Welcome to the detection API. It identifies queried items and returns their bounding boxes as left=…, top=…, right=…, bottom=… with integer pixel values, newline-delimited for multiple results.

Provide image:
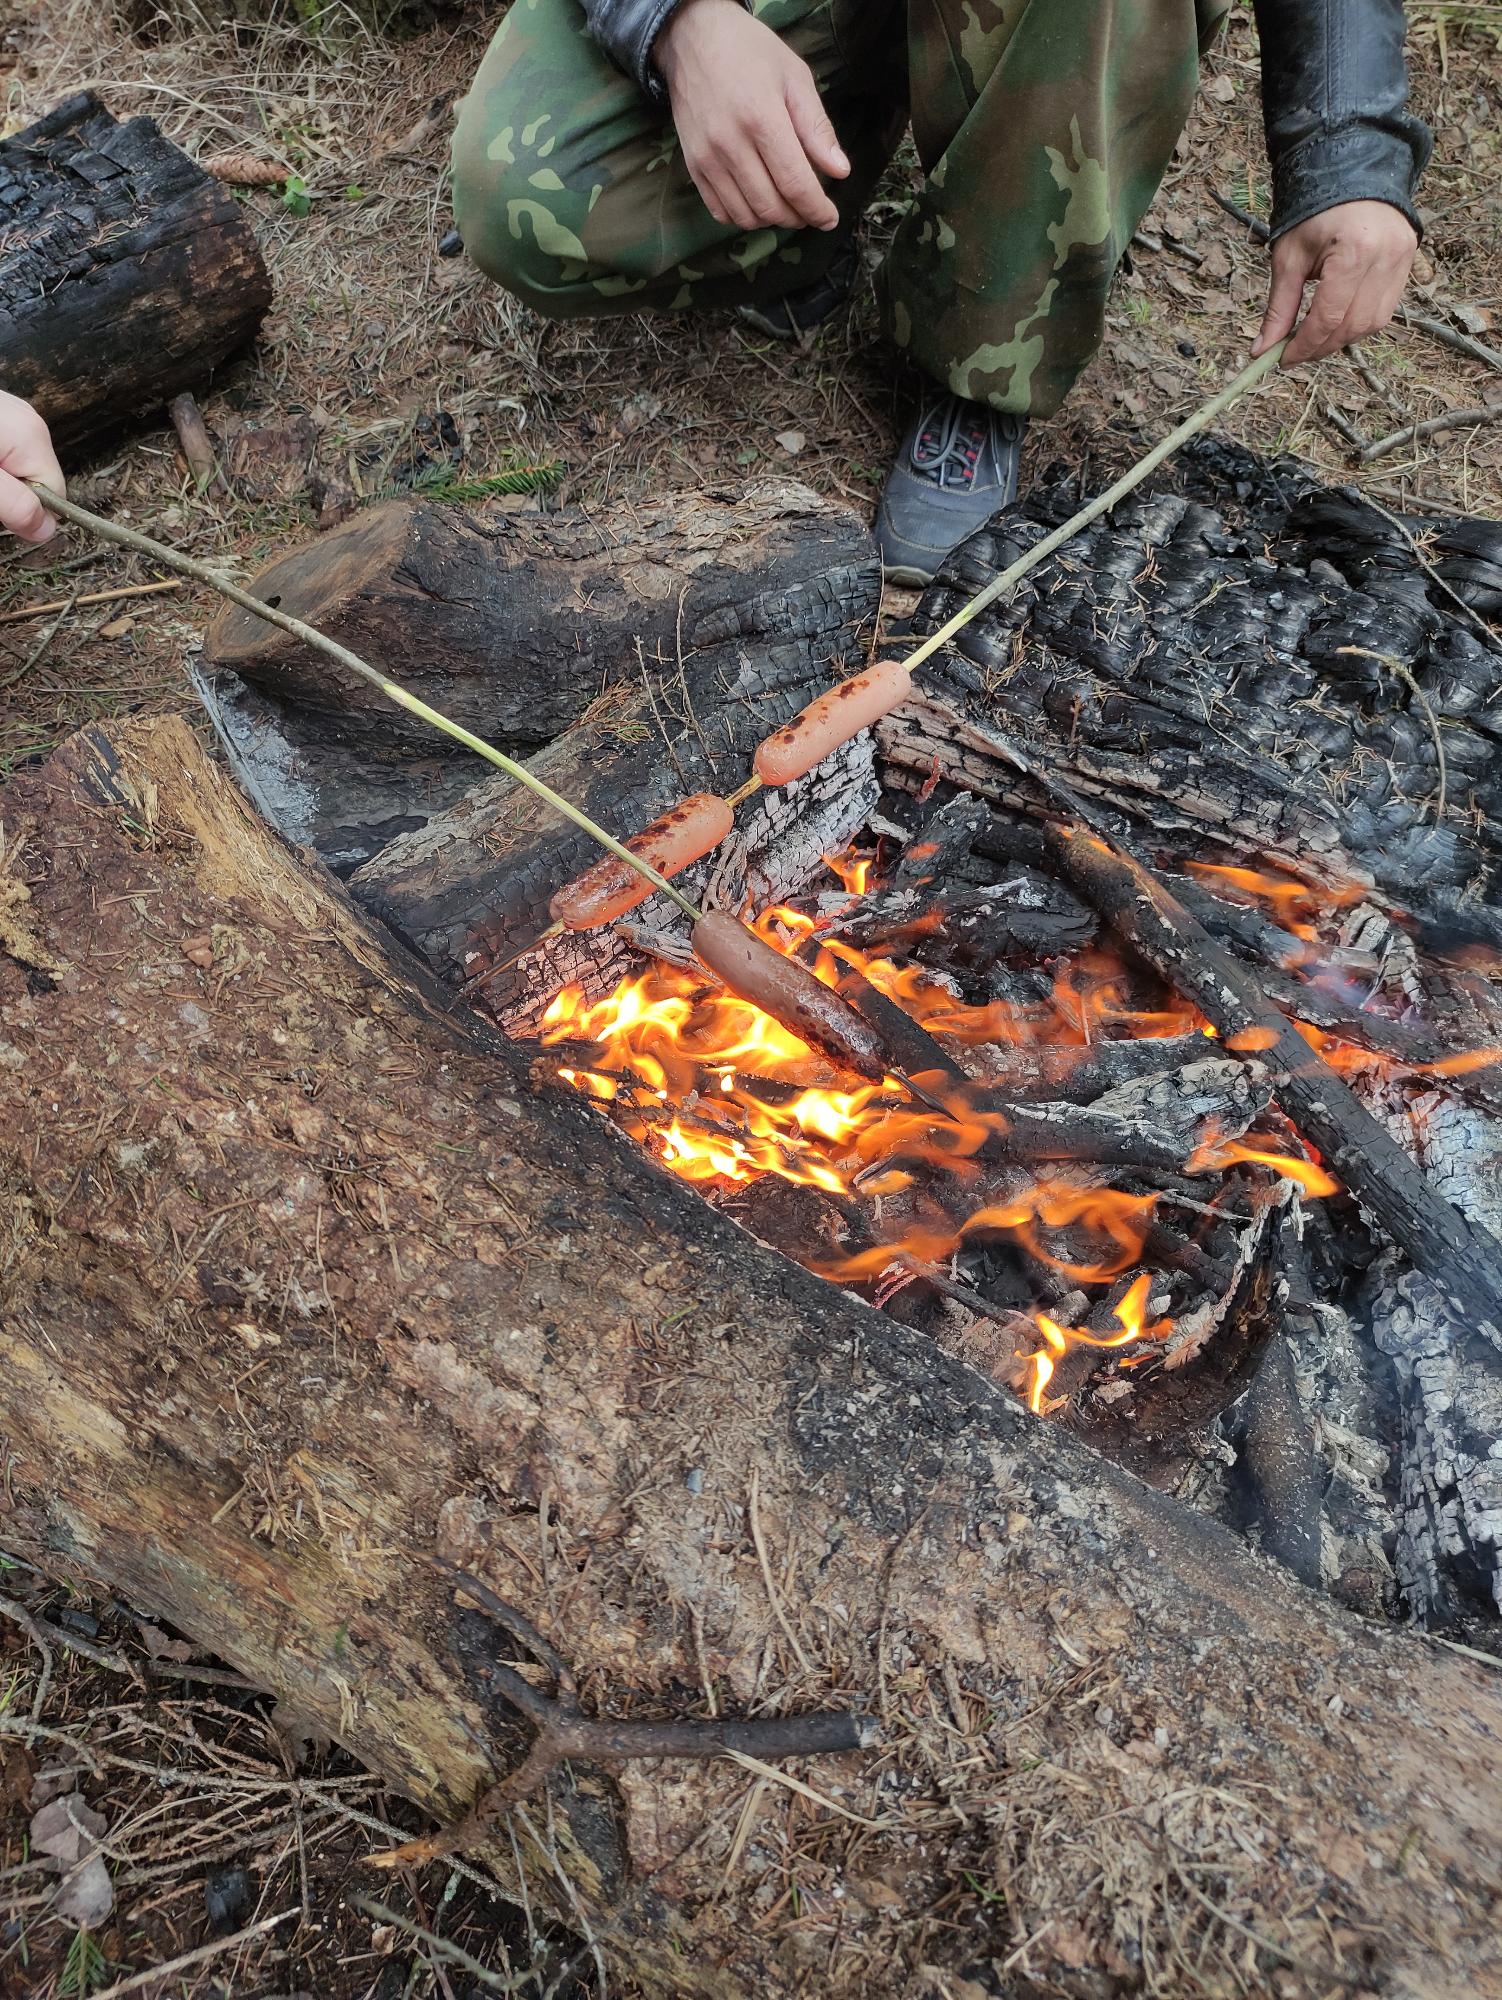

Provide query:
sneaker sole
left=880, top=559, right=938, bottom=588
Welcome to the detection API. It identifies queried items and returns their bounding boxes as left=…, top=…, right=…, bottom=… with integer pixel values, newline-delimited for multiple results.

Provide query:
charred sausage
left=752, top=660, right=913, bottom=787
left=691, top=911, right=888, bottom=1080
left=549, top=794, right=735, bottom=929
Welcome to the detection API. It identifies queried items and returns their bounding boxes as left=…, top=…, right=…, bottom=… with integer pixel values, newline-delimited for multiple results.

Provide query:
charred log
left=1044, top=820, right=1502, bottom=1343
left=0, top=94, right=271, bottom=451
left=327, top=485, right=882, bottom=1007
left=892, top=474, right=1502, bottom=938
left=203, top=481, right=875, bottom=760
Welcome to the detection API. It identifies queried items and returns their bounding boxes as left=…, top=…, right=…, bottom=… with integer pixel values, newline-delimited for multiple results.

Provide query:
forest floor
left=1, top=0, right=1500, bottom=1993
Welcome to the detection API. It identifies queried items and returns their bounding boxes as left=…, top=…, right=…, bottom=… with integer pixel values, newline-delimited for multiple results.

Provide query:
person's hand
left=1253, top=200, right=1418, bottom=366
left=656, top=0, right=850, bottom=233
left=0, top=392, right=64, bottom=544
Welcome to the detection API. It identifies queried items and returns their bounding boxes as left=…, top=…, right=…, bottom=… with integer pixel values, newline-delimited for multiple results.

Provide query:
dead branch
left=1359, top=403, right=1502, bottom=463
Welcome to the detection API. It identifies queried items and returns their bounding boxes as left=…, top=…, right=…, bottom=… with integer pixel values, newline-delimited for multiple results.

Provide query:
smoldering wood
left=1044, top=819, right=1502, bottom=1343
left=887, top=466, right=1502, bottom=944
left=0, top=94, right=272, bottom=452
left=9, top=714, right=1502, bottom=1994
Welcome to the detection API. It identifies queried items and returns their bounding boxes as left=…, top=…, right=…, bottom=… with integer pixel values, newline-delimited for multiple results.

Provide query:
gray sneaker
left=875, top=395, right=1028, bottom=585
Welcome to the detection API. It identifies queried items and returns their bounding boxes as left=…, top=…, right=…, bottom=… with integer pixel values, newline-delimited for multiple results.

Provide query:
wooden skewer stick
left=899, top=343, right=1287, bottom=677
left=28, top=484, right=703, bottom=924
left=718, top=344, right=1289, bottom=819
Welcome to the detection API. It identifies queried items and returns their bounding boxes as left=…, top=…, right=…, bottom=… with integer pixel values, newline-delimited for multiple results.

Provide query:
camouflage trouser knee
left=451, top=0, right=1229, bottom=418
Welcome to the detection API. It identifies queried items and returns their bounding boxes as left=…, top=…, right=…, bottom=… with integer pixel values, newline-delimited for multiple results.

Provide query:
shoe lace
left=911, top=398, right=1017, bottom=491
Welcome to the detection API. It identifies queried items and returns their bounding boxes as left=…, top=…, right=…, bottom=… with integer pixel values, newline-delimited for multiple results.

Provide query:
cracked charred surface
left=892, top=459, right=1502, bottom=945
left=2, top=713, right=1501, bottom=1999
left=0, top=93, right=271, bottom=452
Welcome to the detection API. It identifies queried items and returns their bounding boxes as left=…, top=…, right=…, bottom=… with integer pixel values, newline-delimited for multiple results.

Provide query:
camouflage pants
left=452, top=0, right=1227, bottom=417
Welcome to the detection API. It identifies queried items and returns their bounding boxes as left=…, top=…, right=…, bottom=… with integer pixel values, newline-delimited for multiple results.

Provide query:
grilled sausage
left=752, top=660, right=913, bottom=787
left=691, top=911, right=888, bottom=1080
left=549, top=794, right=735, bottom=929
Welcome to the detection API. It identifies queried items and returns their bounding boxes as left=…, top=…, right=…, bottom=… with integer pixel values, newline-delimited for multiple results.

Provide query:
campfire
left=197, top=459, right=1502, bottom=1633
left=528, top=839, right=1406, bottom=1420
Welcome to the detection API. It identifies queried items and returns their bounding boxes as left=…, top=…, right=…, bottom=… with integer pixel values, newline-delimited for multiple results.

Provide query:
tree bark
left=0, top=94, right=271, bottom=452
left=2, top=713, right=1500, bottom=2000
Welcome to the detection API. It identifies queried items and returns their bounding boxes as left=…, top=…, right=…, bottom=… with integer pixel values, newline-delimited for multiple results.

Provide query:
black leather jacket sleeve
left=1253, top=0, right=1432, bottom=239
left=582, top=0, right=748, bottom=105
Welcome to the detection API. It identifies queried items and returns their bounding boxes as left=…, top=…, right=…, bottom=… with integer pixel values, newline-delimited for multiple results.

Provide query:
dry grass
left=1, top=0, right=1501, bottom=1991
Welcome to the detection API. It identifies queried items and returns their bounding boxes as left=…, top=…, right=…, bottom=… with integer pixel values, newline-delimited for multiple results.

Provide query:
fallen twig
left=1359, top=403, right=1502, bottom=463
left=1210, top=188, right=1270, bottom=241
left=346, top=1892, right=524, bottom=1995
left=1320, top=401, right=1372, bottom=455
left=1395, top=306, right=1502, bottom=375
left=0, top=579, right=182, bottom=625
left=369, top=1568, right=873, bottom=1866
left=82, top=1911, right=297, bottom=2000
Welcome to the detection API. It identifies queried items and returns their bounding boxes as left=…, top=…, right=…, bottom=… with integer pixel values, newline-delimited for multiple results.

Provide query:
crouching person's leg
left=889, top=0, right=1228, bottom=416
left=874, top=0, right=1227, bottom=581
left=452, top=0, right=885, bottom=320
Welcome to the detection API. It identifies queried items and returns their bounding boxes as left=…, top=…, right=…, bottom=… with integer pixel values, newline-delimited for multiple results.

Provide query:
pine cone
left=202, top=151, right=286, bottom=188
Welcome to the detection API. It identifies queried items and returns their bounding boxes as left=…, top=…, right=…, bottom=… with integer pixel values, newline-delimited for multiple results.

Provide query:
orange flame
left=529, top=853, right=1420, bottom=1418
left=824, top=847, right=875, bottom=897
left=1187, top=1127, right=1340, bottom=1198
left=1184, top=860, right=1365, bottom=942
left=1026, top=1273, right=1174, bottom=1414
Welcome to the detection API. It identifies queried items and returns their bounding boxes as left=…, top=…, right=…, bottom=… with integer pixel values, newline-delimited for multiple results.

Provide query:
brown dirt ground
left=1, top=1, right=1500, bottom=1993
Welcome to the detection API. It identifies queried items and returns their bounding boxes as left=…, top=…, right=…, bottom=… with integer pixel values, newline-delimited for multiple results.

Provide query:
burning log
left=0, top=94, right=271, bottom=452
left=3, top=710, right=1502, bottom=1999
left=1044, top=822, right=1502, bottom=1341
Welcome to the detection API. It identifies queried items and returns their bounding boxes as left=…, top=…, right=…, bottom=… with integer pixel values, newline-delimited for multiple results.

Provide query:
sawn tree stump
left=1, top=714, right=1500, bottom=1998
